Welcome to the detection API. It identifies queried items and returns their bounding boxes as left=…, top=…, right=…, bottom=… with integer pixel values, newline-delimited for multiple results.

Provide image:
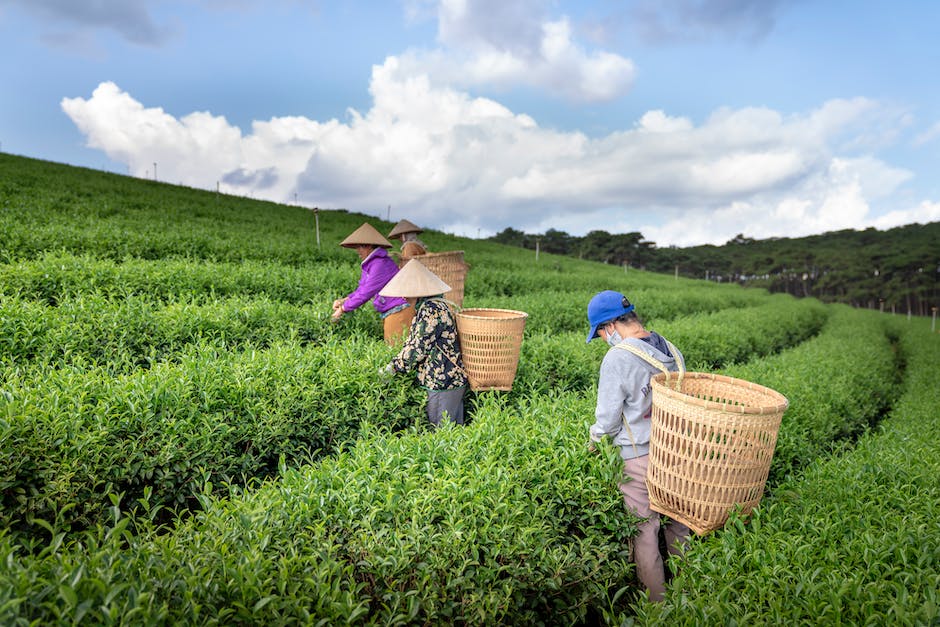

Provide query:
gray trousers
left=426, top=386, right=466, bottom=426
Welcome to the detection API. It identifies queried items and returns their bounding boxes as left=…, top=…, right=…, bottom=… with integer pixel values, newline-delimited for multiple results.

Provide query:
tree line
left=488, top=222, right=940, bottom=316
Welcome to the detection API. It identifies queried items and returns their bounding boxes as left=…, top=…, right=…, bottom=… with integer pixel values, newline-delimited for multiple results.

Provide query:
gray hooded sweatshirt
left=590, top=332, right=684, bottom=460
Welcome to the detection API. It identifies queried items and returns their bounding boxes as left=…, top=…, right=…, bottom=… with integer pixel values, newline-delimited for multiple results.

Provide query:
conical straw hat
left=340, top=222, right=393, bottom=248
left=379, top=259, right=451, bottom=298
left=388, top=218, right=424, bottom=238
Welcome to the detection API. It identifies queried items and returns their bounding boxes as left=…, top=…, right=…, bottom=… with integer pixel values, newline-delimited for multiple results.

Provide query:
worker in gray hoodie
left=586, top=289, right=690, bottom=603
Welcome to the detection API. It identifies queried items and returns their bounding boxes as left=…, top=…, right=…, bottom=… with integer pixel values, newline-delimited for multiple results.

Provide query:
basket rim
left=457, top=307, right=528, bottom=320
left=420, top=250, right=464, bottom=257
left=651, top=371, right=788, bottom=415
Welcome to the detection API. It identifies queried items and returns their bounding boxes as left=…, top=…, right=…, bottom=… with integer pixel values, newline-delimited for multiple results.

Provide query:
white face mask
left=606, top=328, right=623, bottom=347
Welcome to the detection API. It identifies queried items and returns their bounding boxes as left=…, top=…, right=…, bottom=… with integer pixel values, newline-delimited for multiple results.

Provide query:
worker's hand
left=330, top=308, right=343, bottom=322
left=332, top=298, right=345, bottom=310
left=587, top=440, right=599, bottom=455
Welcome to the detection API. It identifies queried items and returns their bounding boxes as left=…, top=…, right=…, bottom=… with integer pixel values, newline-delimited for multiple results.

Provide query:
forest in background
left=489, top=222, right=940, bottom=315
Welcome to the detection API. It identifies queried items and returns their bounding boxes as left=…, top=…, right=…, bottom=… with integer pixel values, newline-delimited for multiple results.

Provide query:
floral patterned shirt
left=390, top=298, right=467, bottom=390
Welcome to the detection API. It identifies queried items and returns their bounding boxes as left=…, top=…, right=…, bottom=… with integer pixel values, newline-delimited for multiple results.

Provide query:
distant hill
left=489, top=223, right=940, bottom=315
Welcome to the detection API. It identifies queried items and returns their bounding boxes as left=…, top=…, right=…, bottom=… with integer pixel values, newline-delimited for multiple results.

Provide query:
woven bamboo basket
left=455, top=308, right=527, bottom=391
left=412, top=251, right=468, bottom=306
left=646, top=372, right=788, bottom=535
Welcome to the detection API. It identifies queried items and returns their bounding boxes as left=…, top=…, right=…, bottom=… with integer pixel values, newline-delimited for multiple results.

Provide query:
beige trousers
left=619, top=455, right=690, bottom=602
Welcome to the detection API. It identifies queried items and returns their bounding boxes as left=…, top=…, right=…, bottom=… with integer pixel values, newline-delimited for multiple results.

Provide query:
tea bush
left=0, top=338, right=425, bottom=538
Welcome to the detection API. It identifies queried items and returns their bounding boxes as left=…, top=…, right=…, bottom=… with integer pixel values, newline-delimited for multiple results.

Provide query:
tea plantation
left=1, top=154, right=937, bottom=625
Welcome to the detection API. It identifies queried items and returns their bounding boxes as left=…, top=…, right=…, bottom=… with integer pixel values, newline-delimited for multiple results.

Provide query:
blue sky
left=2, top=0, right=939, bottom=246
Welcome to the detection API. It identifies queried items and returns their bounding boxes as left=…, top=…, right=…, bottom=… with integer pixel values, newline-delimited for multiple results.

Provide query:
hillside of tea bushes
left=0, top=154, right=937, bottom=625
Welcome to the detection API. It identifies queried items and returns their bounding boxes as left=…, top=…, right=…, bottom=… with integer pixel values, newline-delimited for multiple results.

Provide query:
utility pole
left=309, top=207, right=343, bottom=249
left=313, top=207, right=321, bottom=248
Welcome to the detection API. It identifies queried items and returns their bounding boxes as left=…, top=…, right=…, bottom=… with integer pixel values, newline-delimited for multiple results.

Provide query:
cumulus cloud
left=394, top=0, right=635, bottom=102
left=61, top=70, right=935, bottom=246
left=868, top=201, right=940, bottom=231
left=61, top=81, right=333, bottom=201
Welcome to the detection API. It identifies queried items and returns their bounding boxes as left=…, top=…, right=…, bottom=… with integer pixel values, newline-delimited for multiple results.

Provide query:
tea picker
left=388, top=219, right=428, bottom=264
left=378, top=259, right=468, bottom=427
left=331, top=222, right=415, bottom=346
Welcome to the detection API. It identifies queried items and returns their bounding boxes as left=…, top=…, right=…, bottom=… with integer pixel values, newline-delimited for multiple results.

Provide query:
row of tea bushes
left=722, top=305, right=901, bottom=483
left=512, top=296, right=829, bottom=397
left=0, top=291, right=342, bottom=372
left=0, top=300, right=902, bottom=623
left=0, top=394, right=635, bottom=625
left=631, top=320, right=939, bottom=625
left=652, top=294, right=829, bottom=370
left=0, top=284, right=799, bottom=378
left=0, top=250, right=756, bottom=322
left=465, top=261, right=691, bottom=300
left=474, top=284, right=773, bottom=336
left=0, top=338, right=424, bottom=541
left=0, top=252, right=355, bottom=305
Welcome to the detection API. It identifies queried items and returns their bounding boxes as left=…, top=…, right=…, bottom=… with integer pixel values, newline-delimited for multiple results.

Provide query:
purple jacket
left=343, top=248, right=407, bottom=314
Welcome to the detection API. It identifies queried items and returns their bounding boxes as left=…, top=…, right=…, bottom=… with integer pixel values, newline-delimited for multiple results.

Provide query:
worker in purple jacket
left=332, top=222, right=415, bottom=345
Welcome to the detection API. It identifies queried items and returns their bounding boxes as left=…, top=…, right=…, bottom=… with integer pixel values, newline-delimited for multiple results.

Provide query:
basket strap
left=614, top=342, right=670, bottom=374
left=612, top=342, right=666, bottom=458
left=614, top=340, right=686, bottom=389
left=665, top=339, right=685, bottom=373
left=613, top=340, right=688, bottom=457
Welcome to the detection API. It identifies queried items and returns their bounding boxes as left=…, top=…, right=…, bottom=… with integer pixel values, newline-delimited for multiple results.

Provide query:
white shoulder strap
left=614, top=342, right=668, bottom=375
left=614, top=339, right=686, bottom=377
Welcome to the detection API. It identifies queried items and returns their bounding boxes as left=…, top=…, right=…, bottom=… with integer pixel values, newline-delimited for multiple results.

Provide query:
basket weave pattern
left=647, top=372, right=788, bottom=535
left=415, top=251, right=468, bottom=306
left=456, top=308, right=527, bottom=391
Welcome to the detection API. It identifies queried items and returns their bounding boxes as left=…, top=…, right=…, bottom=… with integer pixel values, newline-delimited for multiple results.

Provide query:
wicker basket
left=646, top=372, right=788, bottom=535
left=412, top=251, right=468, bottom=307
left=456, top=308, right=527, bottom=391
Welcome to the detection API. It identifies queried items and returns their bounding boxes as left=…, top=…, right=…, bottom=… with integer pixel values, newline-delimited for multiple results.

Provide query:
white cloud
left=635, top=110, right=693, bottom=133
left=61, top=70, right=935, bottom=248
left=393, top=0, right=635, bottom=102
left=867, top=201, right=940, bottom=230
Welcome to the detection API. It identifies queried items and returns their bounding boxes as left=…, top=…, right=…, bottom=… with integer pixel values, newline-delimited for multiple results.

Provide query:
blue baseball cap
left=586, top=290, right=635, bottom=343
